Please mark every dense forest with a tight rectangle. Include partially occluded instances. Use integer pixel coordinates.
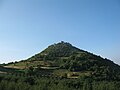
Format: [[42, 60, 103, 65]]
[[0, 72, 120, 90], [0, 41, 120, 90]]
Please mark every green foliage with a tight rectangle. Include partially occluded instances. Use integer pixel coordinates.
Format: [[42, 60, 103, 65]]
[[0, 73, 120, 90], [5, 41, 120, 80], [25, 66, 34, 75], [2, 41, 120, 90]]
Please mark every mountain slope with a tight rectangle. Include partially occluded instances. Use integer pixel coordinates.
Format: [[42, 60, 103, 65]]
[[28, 41, 84, 61], [6, 41, 120, 80]]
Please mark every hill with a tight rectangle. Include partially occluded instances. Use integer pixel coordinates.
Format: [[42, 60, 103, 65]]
[[4, 41, 120, 80]]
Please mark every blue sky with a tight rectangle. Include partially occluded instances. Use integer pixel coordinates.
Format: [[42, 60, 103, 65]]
[[0, 0, 120, 64]]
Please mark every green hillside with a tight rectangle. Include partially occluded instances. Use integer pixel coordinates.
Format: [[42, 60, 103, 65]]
[[0, 41, 120, 90], [4, 41, 120, 80]]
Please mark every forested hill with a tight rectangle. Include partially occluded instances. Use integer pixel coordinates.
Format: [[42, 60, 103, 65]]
[[1, 41, 120, 90], [5, 41, 120, 80]]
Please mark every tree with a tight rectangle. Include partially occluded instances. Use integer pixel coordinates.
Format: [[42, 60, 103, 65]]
[[25, 66, 34, 75]]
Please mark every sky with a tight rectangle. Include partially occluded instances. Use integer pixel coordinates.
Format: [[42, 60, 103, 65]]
[[0, 0, 120, 64]]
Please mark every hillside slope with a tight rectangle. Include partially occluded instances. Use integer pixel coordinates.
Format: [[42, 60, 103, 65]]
[[5, 41, 120, 80]]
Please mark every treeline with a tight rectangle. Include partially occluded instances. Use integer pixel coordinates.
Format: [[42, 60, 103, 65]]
[[0, 73, 120, 90]]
